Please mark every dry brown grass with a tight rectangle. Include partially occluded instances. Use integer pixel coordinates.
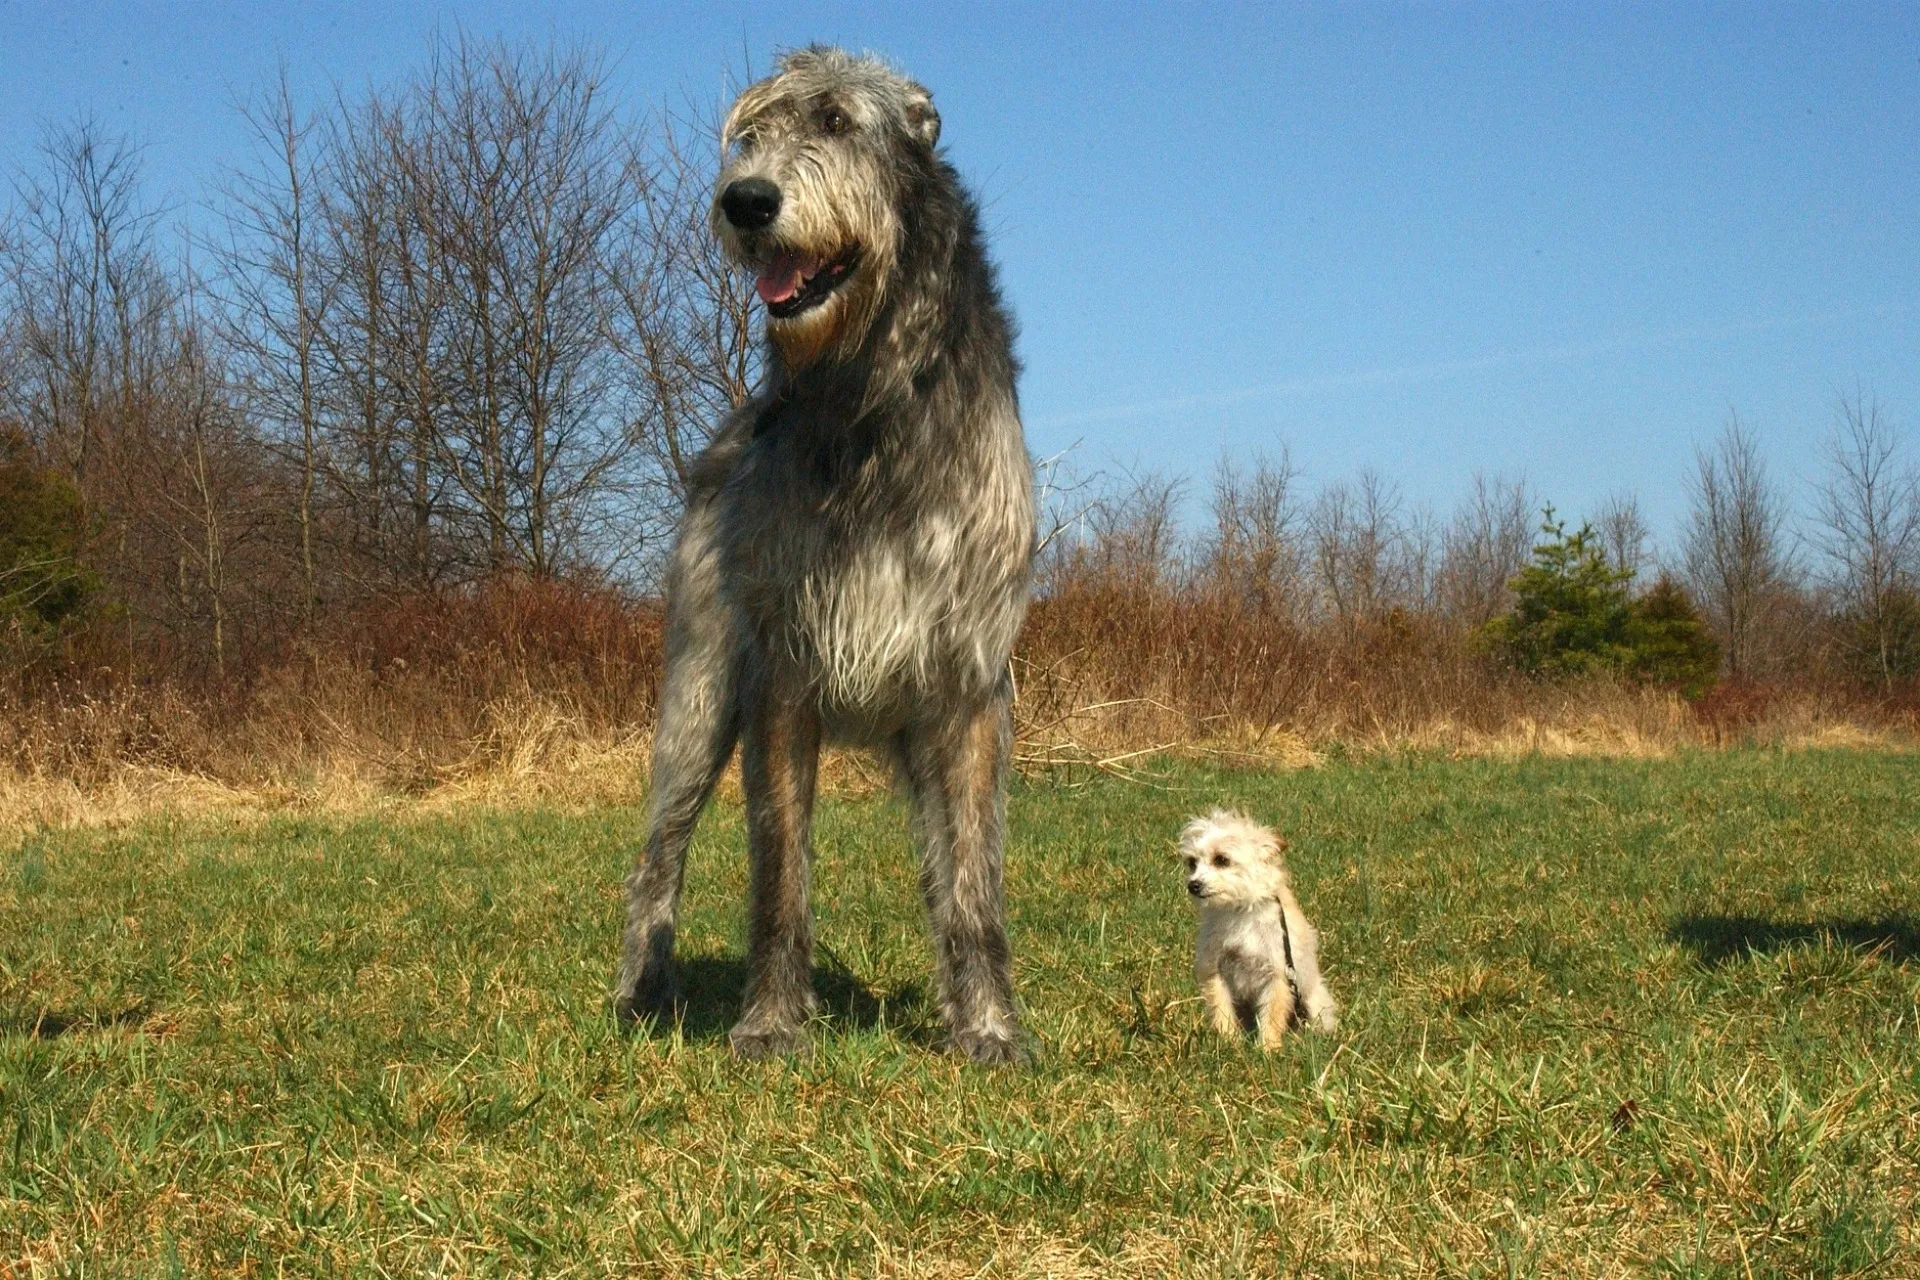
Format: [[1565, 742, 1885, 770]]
[[1009, 581, 1915, 776], [3, 575, 1913, 839]]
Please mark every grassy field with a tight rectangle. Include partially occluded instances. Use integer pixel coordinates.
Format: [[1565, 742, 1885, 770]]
[[3, 751, 1918, 1277]]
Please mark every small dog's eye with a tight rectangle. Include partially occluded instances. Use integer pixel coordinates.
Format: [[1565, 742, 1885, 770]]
[[1212, 854, 1230, 868], [1183, 856, 1197, 870], [821, 106, 850, 135]]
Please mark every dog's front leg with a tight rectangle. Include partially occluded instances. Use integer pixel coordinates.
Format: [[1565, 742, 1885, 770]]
[[1200, 973, 1240, 1037], [731, 672, 822, 1059], [904, 691, 1024, 1065], [1255, 982, 1294, 1052], [616, 500, 741, 1028]]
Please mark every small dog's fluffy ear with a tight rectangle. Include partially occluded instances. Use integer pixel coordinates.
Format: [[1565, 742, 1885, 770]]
[[1238, 811, 1285, 854]]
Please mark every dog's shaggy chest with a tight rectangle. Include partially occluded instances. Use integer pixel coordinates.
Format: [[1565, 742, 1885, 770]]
[[1216, 945, 1282, 1027], [1196, 902, 1289, 976], [720, 393, 1031, 723]]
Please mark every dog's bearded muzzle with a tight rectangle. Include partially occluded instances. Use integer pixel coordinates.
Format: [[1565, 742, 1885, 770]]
[[718, 177, 863, 322]]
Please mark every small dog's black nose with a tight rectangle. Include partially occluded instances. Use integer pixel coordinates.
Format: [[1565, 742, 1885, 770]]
[[720, 178, 781, 230], [1187, 880, 1204, 897]]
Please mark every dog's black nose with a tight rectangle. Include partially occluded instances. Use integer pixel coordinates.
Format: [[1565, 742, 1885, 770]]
[[1187, 880, 1204, 897], [720, 178, 781, 230]]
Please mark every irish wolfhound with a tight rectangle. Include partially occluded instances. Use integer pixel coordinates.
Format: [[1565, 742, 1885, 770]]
[[615, 47, 1036, 1064]]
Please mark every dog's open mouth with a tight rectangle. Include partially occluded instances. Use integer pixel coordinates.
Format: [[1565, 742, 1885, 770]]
[[756, 245, 861, 319]]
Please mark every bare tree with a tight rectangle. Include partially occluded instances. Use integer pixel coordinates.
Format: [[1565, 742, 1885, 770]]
[[3, 120, 173, 499], [1812, 391, 1920, 689], [1438, 472, 1532, 627], [4, 122, 197, 663], [379, 98, 456, 587], [1397, 502, 1442, 613], [2, 120, 311, 677], [309, 87, 407, 575], [606, 102, 758, 559], [215, 33, 659, 591], [403, 35, 636, 576], [1203, 448, 1304, 614], [1042, 467, 1185, 594], [1031, 444, 1097, 565], [1310, 467, 1404, 626], [217, 66, 327, 619], [1683, 414, 1794, 678], [1593, 490, 1652, 588], [1094, 470, 1185, 589]]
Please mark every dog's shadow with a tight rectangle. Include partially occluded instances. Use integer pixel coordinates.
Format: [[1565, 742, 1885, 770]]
[[0, 1000, 151, 1040], [662, 949, 932, 1043], [1668, 914, 1920, 967]]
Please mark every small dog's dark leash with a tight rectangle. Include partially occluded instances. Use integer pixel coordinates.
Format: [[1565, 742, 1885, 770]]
[[1275, 896, 1307, 1025]]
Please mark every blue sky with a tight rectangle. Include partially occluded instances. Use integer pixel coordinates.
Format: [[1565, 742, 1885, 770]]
[[4, 1, 1917, 550]]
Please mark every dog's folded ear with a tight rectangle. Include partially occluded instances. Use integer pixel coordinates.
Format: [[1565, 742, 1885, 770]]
[[903, 85, 940, 150]]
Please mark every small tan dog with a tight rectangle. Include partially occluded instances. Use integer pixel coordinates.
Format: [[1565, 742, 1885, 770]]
[[1181, 810, 1338, 1049]]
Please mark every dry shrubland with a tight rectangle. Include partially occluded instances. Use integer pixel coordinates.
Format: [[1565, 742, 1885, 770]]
[[4, 507, 1913, 834]]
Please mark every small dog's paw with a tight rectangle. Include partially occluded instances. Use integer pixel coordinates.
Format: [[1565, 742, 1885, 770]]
[[1305, 990, 1339, 1033], [951, 1026, 1030, 1067]]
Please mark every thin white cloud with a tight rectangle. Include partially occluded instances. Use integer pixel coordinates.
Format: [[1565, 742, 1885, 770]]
[[1028, 302, 1912, 430]]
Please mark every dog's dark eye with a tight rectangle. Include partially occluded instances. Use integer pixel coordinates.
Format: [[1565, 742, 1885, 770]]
[[1183, 856, 1197, 870], [820, 106, 850, 135], [1212, 854, 1230, 868]]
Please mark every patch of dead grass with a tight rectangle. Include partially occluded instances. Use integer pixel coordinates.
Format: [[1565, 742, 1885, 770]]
[[4, 685, 1911, 844]]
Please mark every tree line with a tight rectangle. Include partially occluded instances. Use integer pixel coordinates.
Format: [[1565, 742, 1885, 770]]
[[3, 30, 1916, 712], [1041, 398, 1919, 700], [2, 33, 752, 683]]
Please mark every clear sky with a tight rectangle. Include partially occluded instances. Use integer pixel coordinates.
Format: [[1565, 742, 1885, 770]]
[[4, 1, 1917, 550]]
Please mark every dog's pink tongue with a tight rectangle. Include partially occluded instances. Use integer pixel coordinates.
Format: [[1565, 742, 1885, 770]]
[[755, 252, 815, 305]]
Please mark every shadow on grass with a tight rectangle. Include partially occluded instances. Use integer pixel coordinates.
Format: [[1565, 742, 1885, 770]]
[[637, 948, 930, 1044], [0, 1001, 151, 1039], [1669, 914, 1920, 966]]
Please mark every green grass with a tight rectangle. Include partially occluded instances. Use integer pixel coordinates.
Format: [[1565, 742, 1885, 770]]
[[3, 751, 1918, 1277]]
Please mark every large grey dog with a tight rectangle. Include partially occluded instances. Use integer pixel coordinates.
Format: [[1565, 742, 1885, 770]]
[[614, 47, 1036, 1064]]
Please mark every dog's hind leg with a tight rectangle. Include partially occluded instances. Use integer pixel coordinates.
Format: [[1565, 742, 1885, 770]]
[[730, 671, 823, 1059], [904, 688, 1025, 1065], [615, 504, 741, 1028], [1278, 887, 1339, 1033]]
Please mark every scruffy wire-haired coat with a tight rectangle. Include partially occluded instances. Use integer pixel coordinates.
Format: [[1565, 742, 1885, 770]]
[[615, 47, 1037, 1064], [1181, 811, 1339, 1050]]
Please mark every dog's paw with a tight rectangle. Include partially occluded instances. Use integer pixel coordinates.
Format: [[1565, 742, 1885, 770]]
[[728, 1019, 810, 1061], [951, 1026, 1030, 1067], [613, 966, 681, 1030], [1306, 991, 1339, 1034]]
